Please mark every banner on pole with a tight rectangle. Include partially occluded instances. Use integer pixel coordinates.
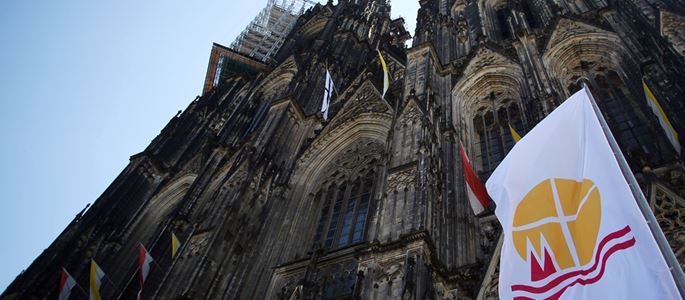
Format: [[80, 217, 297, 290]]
[[486, 88, 680, 299]]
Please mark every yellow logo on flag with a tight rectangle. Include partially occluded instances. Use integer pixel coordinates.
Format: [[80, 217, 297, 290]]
[[513, 179, 601, 273], [508, 178, 636, 298]]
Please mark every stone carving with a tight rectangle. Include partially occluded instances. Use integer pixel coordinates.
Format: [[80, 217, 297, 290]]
[[327, 81, 393, 130], [321, 139, 384, 182], [653, 183, 685, 269], [186, 231, 211, 257], [481, 262, 499, 300], [387, 167, 417, 192], [398, 99, 423, 126], [660, 10, 685, 58]]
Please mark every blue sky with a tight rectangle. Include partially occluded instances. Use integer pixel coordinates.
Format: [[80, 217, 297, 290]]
[[0, 0, 418, 291]]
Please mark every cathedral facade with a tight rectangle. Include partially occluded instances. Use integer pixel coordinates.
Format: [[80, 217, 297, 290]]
[[4, 0, 685, 299]]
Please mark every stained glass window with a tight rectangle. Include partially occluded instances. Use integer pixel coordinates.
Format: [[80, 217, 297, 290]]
[[314, 171, 375, 250]]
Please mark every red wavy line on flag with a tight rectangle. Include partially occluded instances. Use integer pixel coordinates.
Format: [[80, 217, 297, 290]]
[[544, 238, 637, 299], [512, 225, 633, 294]]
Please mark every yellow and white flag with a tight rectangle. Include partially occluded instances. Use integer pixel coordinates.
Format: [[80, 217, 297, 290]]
[[377, 50, 389, 98], [171, 232, 181, 259], [643, 81, 680, 153], [89, 260, 106, 300], [486, 87, 680, 299]]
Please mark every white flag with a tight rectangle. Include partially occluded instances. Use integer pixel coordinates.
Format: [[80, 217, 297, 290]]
[[486, 88, 680, 299], [322, 69, 334, 121]]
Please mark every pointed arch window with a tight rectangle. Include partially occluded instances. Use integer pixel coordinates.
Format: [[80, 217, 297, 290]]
[[212, 54, 225, 88], [314, 171, 375, 250], [591, 72, 661, 165], [473, 102, 525, 178], [495, 7, 512, 40]]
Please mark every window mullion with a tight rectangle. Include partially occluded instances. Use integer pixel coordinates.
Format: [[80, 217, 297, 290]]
[[332, 182, 350, 248], [324, 184, 343, 249], [348, 179, 364, 246]]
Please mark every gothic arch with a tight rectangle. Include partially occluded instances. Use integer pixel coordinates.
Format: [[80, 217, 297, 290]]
[[296, 79, 391, 188], [204, 158, 250, 207], [111, 174, 197, 284], [452, 0, 466, 17], [452, 47, 527, 176], [309, 150, 379, 250], [543, 19, 669, 165], [253, 56, 299, 102], [123, 174, 197, 240], [293, 115, 391, 198], [478, 0, 512, 40], [146, 174, 198, 221], [542, 19, 635, 94], [296, 11, 330, 39], [283, 109, 391, 257]]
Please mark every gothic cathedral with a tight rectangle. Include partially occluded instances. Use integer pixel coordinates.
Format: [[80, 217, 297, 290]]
[[4, 0, 685, 299]]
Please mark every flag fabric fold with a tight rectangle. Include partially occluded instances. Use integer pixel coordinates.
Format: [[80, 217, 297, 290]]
[[59, 268, 77, 300], [643, 81, 680, 153], [321, 69, 334, 121], [89, 260, 106, 300], [459, 143, 490, 215], [485, 87, 680, 299], [138, 244, 155, 300], [171, 232, 181, 259], [377, 50, 389, 98], [509, 124, 522, 143]]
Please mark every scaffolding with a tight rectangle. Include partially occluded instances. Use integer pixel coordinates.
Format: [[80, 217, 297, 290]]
[[231, 0, 316, 63]]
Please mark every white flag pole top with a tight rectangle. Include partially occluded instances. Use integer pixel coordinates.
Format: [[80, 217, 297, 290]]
[[485, 85, 683, 299]]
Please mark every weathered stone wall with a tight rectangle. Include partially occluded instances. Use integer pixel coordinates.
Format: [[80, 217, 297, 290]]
[[3, 0, 685, 299]]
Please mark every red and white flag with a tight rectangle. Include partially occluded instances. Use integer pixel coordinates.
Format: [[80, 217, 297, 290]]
[[59, 267, 77, 300], [486, 88, 681, 299], [137, 244, 154, 300], [459, 143, 490, 215]]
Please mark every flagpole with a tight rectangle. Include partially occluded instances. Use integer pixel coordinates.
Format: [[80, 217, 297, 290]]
[[578, 77, 685, 296], [75, 282, 90, 299], [151, 225, 196, 299], [325, 64, 341, 100], [140, 243, 164, 270], [61, 268, 90, 299], [64, 268, 89, 299], [115, 264, 140, 299]]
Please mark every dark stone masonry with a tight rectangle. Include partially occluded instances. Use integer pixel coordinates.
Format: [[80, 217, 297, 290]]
[[3, 0, 685, 299]]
